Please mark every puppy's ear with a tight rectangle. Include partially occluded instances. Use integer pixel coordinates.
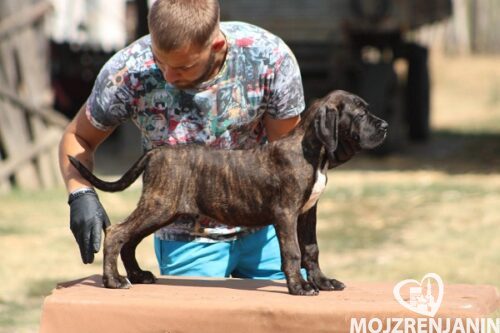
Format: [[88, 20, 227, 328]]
[[314, 105, 338, 160]]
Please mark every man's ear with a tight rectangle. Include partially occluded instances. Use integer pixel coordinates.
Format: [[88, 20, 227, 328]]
[[211, 35, 226, 52], [314, 105, 338, 159]]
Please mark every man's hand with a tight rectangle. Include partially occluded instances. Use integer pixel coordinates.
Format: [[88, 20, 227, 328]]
[[68, 188, 110, 264]]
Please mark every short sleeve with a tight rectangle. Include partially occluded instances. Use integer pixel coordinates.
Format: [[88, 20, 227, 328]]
[[266, 41, 305, 119], [86, 52, 134, 131]]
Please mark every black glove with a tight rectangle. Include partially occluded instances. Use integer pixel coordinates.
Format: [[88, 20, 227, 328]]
[[68, 188, 110, 264]]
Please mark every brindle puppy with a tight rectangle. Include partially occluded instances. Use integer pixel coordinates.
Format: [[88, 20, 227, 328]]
[[69, 90, 388, 296]]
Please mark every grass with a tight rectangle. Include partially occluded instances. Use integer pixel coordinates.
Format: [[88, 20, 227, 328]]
[[0, 188, 156, 333], [1, 53, 500, 332], [316, 171, 500, 287]]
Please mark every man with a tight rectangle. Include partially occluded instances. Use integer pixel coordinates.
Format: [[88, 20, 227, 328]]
[[59, 0, 305, 279]]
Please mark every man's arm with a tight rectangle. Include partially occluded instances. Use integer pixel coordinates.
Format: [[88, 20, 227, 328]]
[[59, 102, 116, 264], [263, 114, 301, 142], [262, 38, 304, 142], [59, 102, 115, 193]]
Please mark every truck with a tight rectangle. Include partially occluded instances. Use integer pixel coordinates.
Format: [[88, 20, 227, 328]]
[[220, 0, 453, 153]]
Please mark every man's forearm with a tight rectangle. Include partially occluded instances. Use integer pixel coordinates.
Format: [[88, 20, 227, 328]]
[[58, 131, 96, 193], [264, 114, 301, 142], [59, 103, 115, 194]]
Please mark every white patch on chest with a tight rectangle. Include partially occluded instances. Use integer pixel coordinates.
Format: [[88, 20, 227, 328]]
[[301, 164, 328, 213]]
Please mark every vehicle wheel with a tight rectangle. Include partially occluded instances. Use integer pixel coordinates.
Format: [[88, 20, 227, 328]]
[[355, 62, 406, 155], [405, 43, 430, 141]]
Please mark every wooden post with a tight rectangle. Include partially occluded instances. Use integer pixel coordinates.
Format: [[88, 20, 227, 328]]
[[449, 0, 472, 54], [476, 0, 500, 53], [0, 35, 41, 190], [0, 0, 64, 190], [13, 9, 59, 188]]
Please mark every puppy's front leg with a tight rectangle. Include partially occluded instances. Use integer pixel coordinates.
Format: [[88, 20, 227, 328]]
[[274, 219, 318, 296], [297, 204, 345, 291]]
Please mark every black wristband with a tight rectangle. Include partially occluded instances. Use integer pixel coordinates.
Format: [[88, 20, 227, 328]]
[[68, 188, 97, 204]]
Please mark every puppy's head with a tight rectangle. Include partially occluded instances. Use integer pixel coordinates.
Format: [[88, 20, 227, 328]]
[[313, 90, 388, 165], [324, 90, 388, 149]]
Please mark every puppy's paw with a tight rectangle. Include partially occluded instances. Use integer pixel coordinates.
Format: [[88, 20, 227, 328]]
[[323, 278, 345, 291], [128, 270, 157, 284], [288, 280, 319, 296], [310, 275, 345, 291], [103, 275, 132, 289]]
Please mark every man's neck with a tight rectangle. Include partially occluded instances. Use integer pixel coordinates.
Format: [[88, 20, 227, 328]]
[[208, 30, 229, 80]]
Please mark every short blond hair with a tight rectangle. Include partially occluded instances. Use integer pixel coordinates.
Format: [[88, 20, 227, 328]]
[[148, 0, 220, 51]]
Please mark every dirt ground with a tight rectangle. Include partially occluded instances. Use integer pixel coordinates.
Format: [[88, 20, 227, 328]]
[[0, 52, 499, 332]]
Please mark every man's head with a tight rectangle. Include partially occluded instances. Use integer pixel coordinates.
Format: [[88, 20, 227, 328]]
[[148, 0, 226, 89]]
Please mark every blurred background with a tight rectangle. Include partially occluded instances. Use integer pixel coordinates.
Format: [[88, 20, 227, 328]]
[[0, 0, 499, 331]]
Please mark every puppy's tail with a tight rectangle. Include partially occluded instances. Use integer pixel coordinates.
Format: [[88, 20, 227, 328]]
[[68, 152, 150, 192]]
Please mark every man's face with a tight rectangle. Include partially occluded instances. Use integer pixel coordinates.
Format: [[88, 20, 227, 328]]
[[151, 40, 217, 89]]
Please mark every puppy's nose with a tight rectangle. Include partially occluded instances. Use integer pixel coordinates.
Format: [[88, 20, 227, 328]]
[[379, 121, 388, 131]]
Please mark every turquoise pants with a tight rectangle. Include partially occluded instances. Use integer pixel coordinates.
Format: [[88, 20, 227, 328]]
[[154, 225, 306, 279]]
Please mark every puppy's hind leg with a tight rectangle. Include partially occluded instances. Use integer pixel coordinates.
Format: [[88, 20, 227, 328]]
[[103, 222, 133, 289], [103, 202, 173, 289], [121, 236, 156, 284], [120, 214, 176, 284]]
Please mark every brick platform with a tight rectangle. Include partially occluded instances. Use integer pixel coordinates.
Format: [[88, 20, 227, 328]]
[[40, 275, 499, 333]]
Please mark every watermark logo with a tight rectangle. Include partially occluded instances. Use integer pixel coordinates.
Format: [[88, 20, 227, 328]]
[[350, 273, 500, 333], [393, 272, 444, 317]]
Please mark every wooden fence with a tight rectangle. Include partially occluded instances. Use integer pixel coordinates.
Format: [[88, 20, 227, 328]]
[[469, 0, 500, 53], [415, 0, 500, 54], [0, 0, 68, 192]]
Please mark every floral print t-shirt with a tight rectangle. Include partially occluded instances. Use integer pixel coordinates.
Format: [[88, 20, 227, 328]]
[[86, 21, 305, 242]]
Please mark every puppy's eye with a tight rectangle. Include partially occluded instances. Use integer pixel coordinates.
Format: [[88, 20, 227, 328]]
[[354, 99, 363, 108]]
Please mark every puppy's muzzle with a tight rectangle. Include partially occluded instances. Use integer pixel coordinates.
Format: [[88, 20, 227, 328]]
[[369, 120, 388, 148]]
